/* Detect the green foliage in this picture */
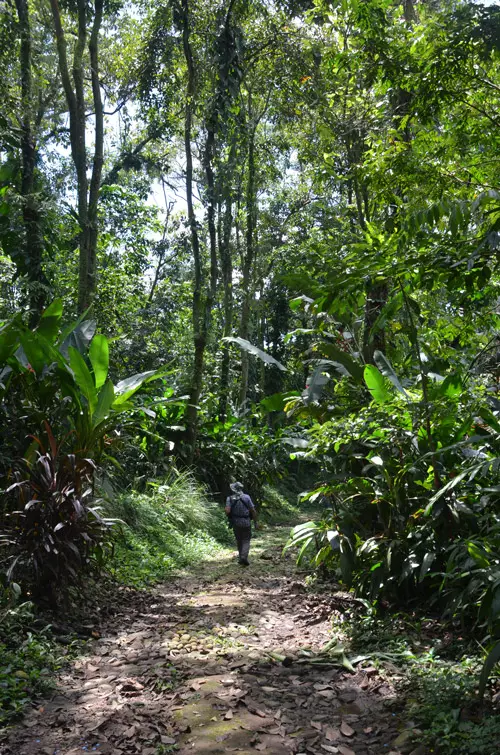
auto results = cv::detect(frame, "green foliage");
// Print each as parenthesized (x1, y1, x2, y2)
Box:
(407, 662, 500, 755)
(0, 592, 76, 726)
(0, 300, 167, 473)
(1, 428, 114, 596)
(258, 483, 299, 525)
(0, 300, 169, 596)
(102, 469, 232, 587)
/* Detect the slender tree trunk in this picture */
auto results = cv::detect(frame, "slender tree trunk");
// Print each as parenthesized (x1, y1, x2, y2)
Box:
(239, 121, 257, 406)
(178, 0, 203, 447)
(86, 0, 104, 312)
(218, 152, 237, 421)
(15, 0, 46, 323)
(186, 120, 218, 442)
(49, 0, 103, 313)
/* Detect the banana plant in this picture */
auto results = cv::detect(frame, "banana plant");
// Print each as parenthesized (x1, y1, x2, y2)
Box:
(0, 299, 168, 460)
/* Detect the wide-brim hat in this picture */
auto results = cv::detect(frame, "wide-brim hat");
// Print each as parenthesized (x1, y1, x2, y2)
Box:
(230, 482, 244, 493)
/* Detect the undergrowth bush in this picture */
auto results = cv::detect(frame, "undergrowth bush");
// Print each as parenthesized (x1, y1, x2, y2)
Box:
(339, 610, 500, 755)
(102, 469, 232, 587)
(0, 592, 75, 726)
(259, 483, 299, 524)
(407, 662, 500, 755)
(2, 436, 113, 602)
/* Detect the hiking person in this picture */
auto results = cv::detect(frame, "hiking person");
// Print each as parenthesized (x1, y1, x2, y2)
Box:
(225, 482, 258, 566)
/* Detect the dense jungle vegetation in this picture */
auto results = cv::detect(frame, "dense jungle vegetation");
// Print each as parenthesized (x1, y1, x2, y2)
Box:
(1, 0, 500, 751)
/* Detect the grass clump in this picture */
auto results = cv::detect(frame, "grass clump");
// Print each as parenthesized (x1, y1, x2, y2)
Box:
(259, 482, 300, 524)
(103, 469, 232, 587)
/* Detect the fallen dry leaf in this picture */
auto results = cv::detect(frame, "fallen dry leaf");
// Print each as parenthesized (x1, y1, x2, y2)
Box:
(325, 727, 340, 742)
(340, 721, 355, 738)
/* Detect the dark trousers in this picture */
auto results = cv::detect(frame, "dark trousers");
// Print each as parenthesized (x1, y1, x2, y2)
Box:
(233, 524, 251, 562)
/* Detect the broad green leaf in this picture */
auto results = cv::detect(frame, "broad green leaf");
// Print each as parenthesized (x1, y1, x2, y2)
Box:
(0, 321, 20, 364)
(297, 535, 314, 565)
(89, 334, 109, 390)
(260, 392, 299, 413)
(315, 341, 364, 382)
(17, 331, 55, 374)
(439, 373, 463, 399)
(467, 542, 490, 569)
(373, 351, 407, 395)
(419, 552, 435, 582)
(364, 365, 392, 403)
(113, 368, 166, 406)
(60, 320, 96, 359)
(93, 380, 115, 425)
(223, 336, 286, 371)
(68, 346, 98, 414)
(36, 299, 63, 343)
(478, 641, 500, 702)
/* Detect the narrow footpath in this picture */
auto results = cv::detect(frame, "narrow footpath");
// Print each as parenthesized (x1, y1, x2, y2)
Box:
(1, 525, 410, 755)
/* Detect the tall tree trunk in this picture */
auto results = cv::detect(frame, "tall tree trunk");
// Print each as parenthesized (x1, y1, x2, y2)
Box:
(218, 157, 236, 421)
(15, 0, 46, 323)
(239, 119, 257, 406)
(86, 0, 104, 312)
(49, 0, 103, 313)
(178, 0, 203, 448)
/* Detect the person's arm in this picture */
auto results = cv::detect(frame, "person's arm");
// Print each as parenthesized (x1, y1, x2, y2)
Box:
(247, 496, 259, 528)
(225, 496, 232, 516)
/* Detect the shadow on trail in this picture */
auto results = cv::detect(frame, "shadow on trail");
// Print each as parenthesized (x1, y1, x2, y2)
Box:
(1, 526, 406, 755)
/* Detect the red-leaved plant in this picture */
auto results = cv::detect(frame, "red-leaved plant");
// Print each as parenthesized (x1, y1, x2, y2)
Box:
(1, 424, 114, 603)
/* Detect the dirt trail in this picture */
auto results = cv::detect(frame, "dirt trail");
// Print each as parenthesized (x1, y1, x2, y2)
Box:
(1, 525, 410, 755)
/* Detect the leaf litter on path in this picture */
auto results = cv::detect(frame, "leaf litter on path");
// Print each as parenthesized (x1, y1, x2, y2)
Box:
(1, 525, 407, 755)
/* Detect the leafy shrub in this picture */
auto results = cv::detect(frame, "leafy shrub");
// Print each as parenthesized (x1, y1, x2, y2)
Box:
(0, 300, 169, 595)
(406, 662, 500, 755)
(0, 593, 75, 725)
(259, 483, 299, 524)
(0, 299, 167, 476)
(195, 416, 286, 501)
(1, 429, 113, 600)
(102, 469, 232, 587)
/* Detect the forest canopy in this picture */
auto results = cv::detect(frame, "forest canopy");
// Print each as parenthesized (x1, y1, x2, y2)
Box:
(1, 0, 500, 748)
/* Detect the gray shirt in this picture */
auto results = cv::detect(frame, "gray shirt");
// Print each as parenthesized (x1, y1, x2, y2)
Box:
(226, 492, 255, 527)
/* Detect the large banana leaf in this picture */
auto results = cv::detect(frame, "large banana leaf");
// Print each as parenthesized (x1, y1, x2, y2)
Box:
(113, 368, 167, 406)
(36, 299, 63, 343)
(89, 334, 109, 390)
(68, 346, 98, 414)
(364, 365, 393, 403)
(93, 380, 115, 425)
(60, 320, 96, 359)
(373, 351, 407, 395)
(0, 319, 21, 364)
(223, 336, 286, 371)
(314, 341, 364, 383)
